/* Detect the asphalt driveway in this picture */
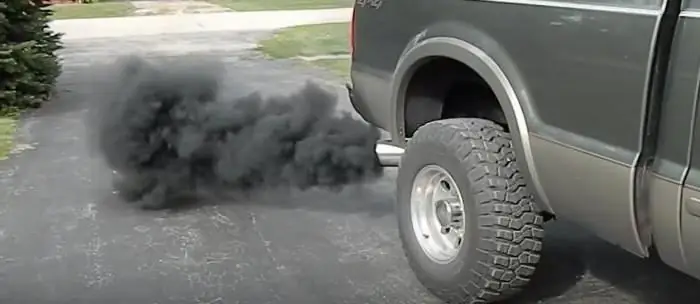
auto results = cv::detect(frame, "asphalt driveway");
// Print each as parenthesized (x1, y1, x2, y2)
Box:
(0, 30, 698, 304)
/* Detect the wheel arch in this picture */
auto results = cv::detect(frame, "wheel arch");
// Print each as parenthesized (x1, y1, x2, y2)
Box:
(389, 34, 553, 213)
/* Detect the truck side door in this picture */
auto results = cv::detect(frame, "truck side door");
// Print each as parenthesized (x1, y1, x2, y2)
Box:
(653, 1, 700, 280)
(678, 3, 700, 279)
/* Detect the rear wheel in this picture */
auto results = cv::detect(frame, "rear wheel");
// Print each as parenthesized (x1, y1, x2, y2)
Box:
(396, 118, 544, 303)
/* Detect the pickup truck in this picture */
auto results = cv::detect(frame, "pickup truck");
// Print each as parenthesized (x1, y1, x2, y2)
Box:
(351, 0, 700, 302)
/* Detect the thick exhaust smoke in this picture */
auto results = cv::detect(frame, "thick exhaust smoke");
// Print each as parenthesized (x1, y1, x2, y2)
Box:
(86, 56, 383, 210)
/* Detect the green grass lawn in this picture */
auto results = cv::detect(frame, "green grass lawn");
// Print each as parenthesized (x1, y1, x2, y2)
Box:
(207, 0, 352, 11)
(310, 58, 350, 79)
(50, 2, 136, 20)
(0, 117, 17, 160)
(258, 22, 351, 79)
(257, 22, 350, 59)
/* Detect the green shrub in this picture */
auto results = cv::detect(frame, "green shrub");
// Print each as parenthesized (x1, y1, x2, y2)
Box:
(0, 0, 63, 115)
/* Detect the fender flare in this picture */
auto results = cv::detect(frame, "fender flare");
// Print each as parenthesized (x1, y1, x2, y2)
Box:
(389, 36, 553, 212)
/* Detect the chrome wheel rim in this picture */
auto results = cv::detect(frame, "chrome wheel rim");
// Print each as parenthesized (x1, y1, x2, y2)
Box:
(410, 165, 466, 264)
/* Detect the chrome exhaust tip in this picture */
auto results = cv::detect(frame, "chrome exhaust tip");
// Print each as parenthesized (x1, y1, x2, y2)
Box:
(376, 142, 404, 167)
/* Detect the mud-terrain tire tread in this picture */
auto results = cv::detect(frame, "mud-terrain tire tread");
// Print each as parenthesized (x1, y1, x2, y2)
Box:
(398, 118, 544, 304)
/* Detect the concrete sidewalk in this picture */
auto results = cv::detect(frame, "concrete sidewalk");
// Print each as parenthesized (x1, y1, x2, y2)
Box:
(50, 8, 353, 40)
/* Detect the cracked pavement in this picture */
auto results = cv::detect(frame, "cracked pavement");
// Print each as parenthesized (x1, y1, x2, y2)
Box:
(0, 30, 698, 304)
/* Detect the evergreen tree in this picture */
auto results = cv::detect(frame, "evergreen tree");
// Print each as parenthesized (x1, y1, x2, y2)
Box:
(0, 0, 63, 114)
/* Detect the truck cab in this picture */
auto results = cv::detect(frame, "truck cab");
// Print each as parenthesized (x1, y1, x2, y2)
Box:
(351, 0, 700, 302)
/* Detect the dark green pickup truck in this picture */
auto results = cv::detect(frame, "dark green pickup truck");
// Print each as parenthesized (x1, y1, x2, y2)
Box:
(352, 0, 700, 302)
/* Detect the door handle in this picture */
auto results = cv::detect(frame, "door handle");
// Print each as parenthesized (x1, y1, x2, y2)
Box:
(686, 196, 700, 217)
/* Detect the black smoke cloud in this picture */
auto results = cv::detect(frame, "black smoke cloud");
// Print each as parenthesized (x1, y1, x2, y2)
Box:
(86, 55, 383, 210)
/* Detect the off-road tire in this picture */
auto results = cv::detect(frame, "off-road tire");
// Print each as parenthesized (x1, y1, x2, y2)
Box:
(396, 118, 545, 303)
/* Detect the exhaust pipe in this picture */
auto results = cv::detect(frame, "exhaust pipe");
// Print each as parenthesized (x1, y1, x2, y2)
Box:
(376, 141, 404, 167)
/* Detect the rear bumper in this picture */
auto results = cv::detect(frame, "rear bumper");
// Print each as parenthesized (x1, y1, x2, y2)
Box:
(347, 80, 393, 132)
(347, 83, 404, 166)
(346, 82, 374, 126)
(346, 63, 394, 131)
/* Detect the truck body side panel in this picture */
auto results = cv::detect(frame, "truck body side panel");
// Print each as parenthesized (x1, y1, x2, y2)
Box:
(689, 0, 700, 9)
(648, 8, 700, 278)
(663, 8, 700, 280)
(351, 0, 664, 256)
(351, 0, 415, 130)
